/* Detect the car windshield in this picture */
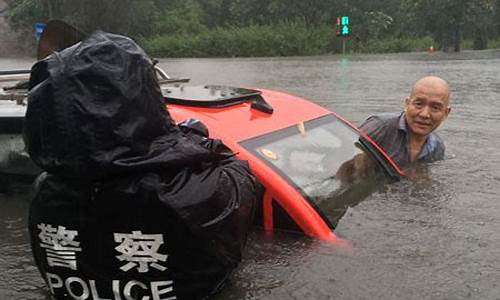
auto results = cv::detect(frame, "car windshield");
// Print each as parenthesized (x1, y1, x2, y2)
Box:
(240, 114, 399, 228)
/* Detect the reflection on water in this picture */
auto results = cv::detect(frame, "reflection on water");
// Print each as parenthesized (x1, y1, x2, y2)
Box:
(0, 180, 48, 300)
(2, 50, 500, 299)
(215, 231, 323, 300)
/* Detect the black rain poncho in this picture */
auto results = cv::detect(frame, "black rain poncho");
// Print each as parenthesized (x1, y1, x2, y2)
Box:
(25, 31, 257, 300)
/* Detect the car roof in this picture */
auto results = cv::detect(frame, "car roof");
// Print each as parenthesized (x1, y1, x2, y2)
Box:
(166, 87, 331, 142)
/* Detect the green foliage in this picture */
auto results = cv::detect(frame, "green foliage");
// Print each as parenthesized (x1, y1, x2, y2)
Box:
(6, 0, 45, 30)
(466, 0, 496, 50)
(349, 10, 394, 42)
(356, 36, 434, 53)
(5, 0, 500, 56)
(5, 0, 45, 52)
(153, 0, 206, 35)
(486, 37, 500, 48)
(495, 0, 500, 34)
(6, 0, 159, 37)
(143, 21, 337, 57)
(413, 0, 464, 51)
(411, 0, 496, 51)
(462, 37, 500, 49)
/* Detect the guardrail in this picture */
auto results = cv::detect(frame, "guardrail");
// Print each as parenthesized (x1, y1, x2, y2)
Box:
(0, 66, 190, 105)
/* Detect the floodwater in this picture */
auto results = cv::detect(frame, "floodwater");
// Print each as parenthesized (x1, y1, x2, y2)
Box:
(1, 50, 500, 299)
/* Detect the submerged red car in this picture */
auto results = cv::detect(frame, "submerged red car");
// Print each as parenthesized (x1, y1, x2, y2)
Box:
(163, 84, 404, 242)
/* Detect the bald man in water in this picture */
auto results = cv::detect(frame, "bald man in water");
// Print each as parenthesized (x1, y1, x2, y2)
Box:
(359, 76, 451, 167)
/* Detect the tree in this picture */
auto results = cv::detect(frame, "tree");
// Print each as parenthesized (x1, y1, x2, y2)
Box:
(7, 0, 159, 38)
(466, 0, 496, 49)
(414, 0, 469, 52)
(154, 0, 206, 35)
(495, 0, 500, 36)
(5, 0, 500, 56)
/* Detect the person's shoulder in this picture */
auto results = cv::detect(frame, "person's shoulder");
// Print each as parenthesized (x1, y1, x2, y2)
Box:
(429, 132, 445, 147)
(427, 132, 446, 160)
(359, 112, 402, 142)
(360, 112, 401, 129)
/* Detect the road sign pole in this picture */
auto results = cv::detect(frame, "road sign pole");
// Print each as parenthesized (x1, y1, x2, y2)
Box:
(335, 15, 349, 55)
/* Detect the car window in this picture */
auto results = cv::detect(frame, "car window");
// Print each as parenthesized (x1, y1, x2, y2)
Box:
(240, 114, 394, 227)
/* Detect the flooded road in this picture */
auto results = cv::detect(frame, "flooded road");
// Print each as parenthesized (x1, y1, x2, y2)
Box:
(1, 50, 500, 299)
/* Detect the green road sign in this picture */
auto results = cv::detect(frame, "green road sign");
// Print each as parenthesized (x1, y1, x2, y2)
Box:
(340, 16, 349, 37)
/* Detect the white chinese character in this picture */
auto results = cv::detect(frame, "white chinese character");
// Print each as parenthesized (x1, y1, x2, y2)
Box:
(114, 231, 168, 273)
(37, 223, 82, 270)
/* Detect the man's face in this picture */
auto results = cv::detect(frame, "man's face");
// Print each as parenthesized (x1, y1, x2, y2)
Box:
(404, 81, 450, 138)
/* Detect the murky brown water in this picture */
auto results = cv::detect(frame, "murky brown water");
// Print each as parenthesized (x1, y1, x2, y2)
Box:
(2, 50, 500, 299)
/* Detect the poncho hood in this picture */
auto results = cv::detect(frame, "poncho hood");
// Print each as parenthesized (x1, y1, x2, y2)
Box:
(24, 31, 220, 179)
